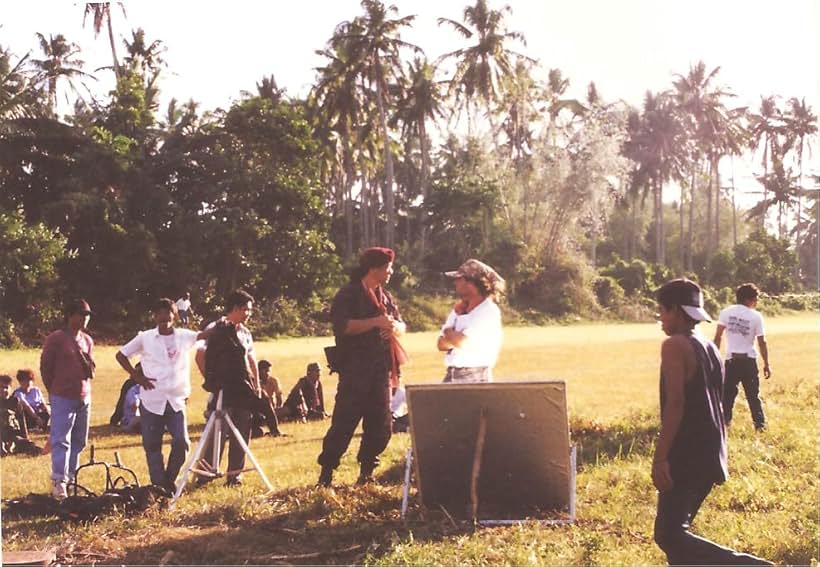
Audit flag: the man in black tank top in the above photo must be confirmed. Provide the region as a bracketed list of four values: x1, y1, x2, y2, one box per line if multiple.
[653, 279, 772, 566]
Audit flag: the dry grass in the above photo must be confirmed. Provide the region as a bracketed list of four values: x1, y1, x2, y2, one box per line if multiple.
[1, 313, 817, 565]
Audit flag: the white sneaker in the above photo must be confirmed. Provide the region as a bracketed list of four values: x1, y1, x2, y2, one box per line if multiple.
[51, 480, 67, 500]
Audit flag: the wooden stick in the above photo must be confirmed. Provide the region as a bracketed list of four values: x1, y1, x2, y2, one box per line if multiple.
[470, 408, 488, 524]
[439, 504, 458, 528]
[253, 543, 362, 561]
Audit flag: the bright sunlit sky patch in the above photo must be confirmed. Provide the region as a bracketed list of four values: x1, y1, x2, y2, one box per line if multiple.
[3, 0, 820, 188]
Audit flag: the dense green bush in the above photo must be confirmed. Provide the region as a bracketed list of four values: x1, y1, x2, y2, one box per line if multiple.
[600, 257, 653, 296]
[592, 276, 625, 309]
[516, 254, 599, 317]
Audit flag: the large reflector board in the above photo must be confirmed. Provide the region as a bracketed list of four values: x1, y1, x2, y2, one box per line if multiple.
[406, 381, 571, 519]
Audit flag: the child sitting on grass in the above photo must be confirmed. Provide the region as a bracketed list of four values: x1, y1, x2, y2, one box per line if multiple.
[1, 374, 41, 456]
[14, 368, 50, 431]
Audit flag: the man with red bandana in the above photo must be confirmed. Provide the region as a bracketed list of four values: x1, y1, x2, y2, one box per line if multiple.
[317, 247, 406, 487]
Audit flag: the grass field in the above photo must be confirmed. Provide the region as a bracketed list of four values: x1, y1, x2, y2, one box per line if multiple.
[1, 314, 818, 565]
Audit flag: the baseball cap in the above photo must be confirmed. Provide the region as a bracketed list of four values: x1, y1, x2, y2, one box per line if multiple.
[66, 298, 92, 316]
[307, 362, 320, 372]
[657, 279, 712, 322]
[445, 259, 499, 281]
[258, 360, 272, 370]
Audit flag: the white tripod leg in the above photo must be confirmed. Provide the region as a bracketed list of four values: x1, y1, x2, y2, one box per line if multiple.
[222, 411, 273, 492]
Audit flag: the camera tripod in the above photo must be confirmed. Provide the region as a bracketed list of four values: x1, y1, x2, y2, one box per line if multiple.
[171, 390, 272, 507]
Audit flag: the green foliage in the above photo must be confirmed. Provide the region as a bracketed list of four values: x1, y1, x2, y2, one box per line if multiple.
[0, 210, 68, 345]
[516, 253, 599, 317]
[734, 230, 798, 294]
[600, 257, 653, 296]
[592, 275, 626, 309]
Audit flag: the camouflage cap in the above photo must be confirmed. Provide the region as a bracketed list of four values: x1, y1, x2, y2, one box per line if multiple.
[444, 259, 506, 296]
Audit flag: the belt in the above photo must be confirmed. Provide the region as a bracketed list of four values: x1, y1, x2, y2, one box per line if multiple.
[729, 353, 749, 359]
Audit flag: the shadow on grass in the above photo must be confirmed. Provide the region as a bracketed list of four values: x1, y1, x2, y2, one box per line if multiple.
[570, 412, 658, 469]
[114, 461, 467, 565]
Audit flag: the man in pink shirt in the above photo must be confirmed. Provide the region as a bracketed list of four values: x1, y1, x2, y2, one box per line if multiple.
[40, 299, 95, 499]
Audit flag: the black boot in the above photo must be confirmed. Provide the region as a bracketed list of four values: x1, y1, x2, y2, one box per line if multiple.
[356, 463, 376, 485]
[317, 466, 333, 487]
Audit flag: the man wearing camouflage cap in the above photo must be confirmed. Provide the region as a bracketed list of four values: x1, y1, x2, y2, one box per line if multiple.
[437, 259, 505, 383]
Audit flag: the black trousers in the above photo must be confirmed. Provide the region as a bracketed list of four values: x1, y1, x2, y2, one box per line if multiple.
[200, 394, 253, 480]
[724, 358, 765, 427]
[318, 367, 391, 471]
[654, 482, 771, 566]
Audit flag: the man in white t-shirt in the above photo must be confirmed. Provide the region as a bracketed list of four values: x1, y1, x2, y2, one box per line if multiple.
[116, 298, 214, 491]
[176, 293, 192, 327]
[437, 259, 505, 383]
[713, 283, 772, 431]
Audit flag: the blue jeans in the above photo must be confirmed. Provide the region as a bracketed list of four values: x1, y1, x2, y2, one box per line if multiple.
[140, 403, 190, 488]
[49, 394, 91, 483]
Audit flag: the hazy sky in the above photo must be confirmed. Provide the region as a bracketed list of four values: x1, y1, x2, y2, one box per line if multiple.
[3, 0, 820, 184]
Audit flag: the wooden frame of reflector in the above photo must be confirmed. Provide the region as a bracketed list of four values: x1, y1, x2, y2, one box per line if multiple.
[402, 381, 575, 525]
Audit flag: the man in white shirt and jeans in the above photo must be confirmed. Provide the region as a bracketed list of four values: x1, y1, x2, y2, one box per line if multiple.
[437, 259, 505, 383]
[116, 298, 212, 491]
[713, 283, 772, 431]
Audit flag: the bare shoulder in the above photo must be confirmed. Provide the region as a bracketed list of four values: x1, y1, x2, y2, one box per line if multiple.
[661, 334, 691, 355]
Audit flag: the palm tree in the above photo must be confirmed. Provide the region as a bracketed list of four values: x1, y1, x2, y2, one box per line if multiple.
[30, 33, 94, 115]
[392, 56, 446, 257]
[437, 0, 530, 137]
[82, 2, 126, 77]
[624, 91, 686, 265]
[331, 0, 420, 248]
[0, 46, 41, 121]
[786, 97, 818, 245]
[748, 96, 787, 230]
[312, 41, 369, 258]
[672, 61, 734, 267]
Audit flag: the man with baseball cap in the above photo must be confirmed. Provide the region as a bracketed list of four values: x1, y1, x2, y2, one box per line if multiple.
[652, 279, 771, 565]
[437, 259, 505, 383]
[713, 283, 771, 431]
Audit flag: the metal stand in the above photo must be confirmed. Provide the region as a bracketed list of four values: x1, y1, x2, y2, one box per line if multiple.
[170, 391, 273, 508]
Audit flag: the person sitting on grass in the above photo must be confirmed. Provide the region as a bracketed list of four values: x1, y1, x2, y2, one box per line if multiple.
[251, 359, 286, 438]
[282, 362, 327, 422]
[13, 369, 50, 431]
[119, 383, 142, 434]
[1, 374, 40, 456]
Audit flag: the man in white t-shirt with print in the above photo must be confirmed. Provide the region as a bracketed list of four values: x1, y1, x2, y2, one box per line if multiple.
[116, 298, 214, 491]
[713, 282, 772, 431]
[437, 259, 505, 383]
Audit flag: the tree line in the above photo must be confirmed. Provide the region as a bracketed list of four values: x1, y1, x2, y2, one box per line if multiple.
[1, 0, 817, 346]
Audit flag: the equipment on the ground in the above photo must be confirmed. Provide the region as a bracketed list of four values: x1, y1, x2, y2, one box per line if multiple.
[171, 390, 272, 507]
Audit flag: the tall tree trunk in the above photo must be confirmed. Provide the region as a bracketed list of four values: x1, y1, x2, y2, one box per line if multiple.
[374, 72, 395, 248]
[106, 13, 120, 77]
[705, 158, 714, 263]
[761, 139, 769, 230]
[731, 155, 738, 248]
[654, 178, 663, 264]
[359, 154, 370, 249]
[714, 155, 721, 254]
[418, 120, 430, 260]
[686, 164, 697, 272]
[679, 183, 686, 269]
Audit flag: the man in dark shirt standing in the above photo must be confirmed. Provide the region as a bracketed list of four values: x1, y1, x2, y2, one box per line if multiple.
[653, 279, 771, 566]
[317, 247, 405, 487]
